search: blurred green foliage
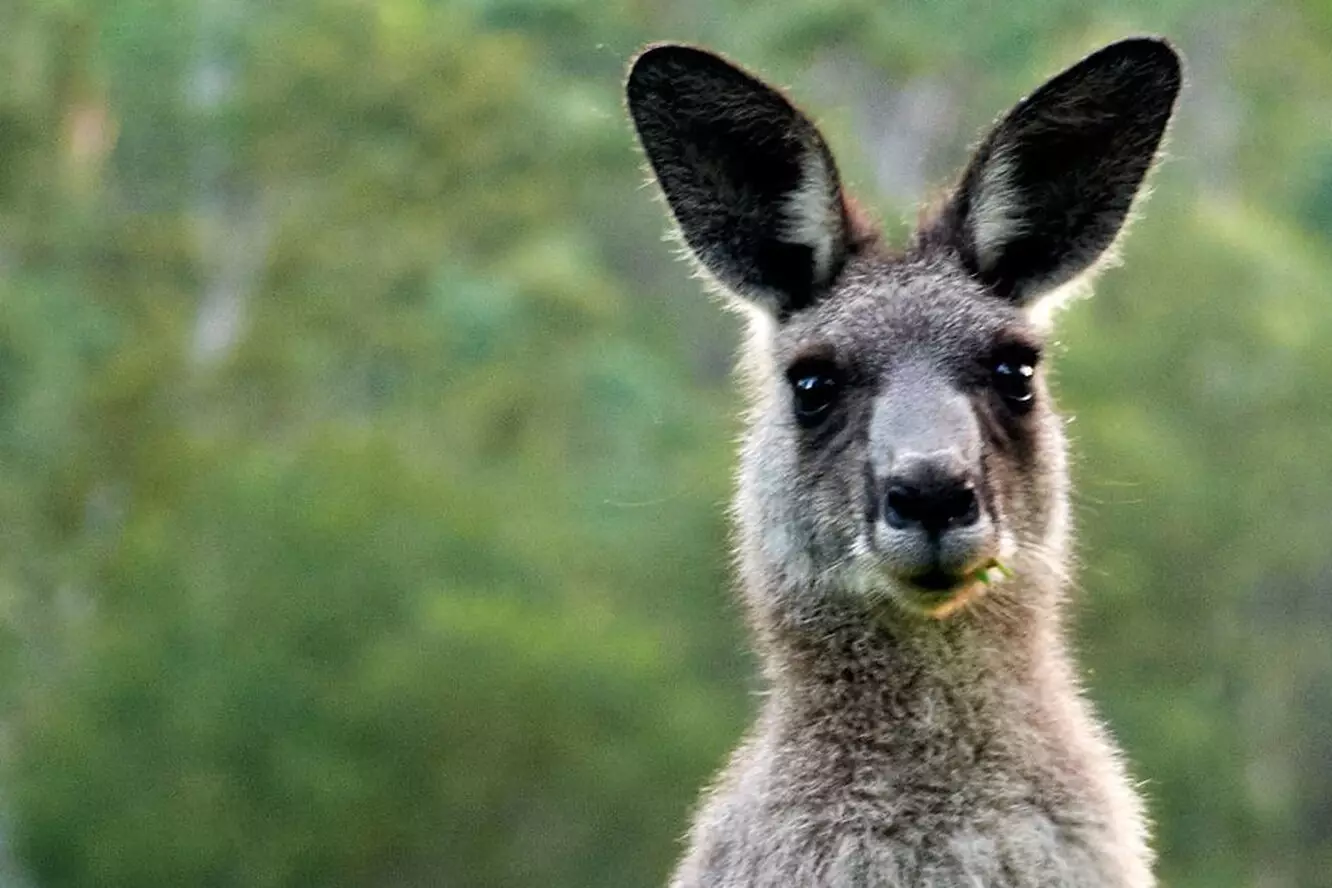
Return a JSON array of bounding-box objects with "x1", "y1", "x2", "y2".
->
[{"x1": 0, "y1": 0, "x2": 1330, "y2": 886}]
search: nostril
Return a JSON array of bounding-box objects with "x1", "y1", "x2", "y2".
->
[
  {"x1": 883, "y1": 478, "x2": 980, "y2": 533},
  {"x1": 884, "y1": 484, "x2": 923, "y2": 530},
  {"x1": 946, "y1": 484, "x2": 980, "y2": 528}
]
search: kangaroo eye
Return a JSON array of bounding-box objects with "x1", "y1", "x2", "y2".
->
[
  {"x1": 786, "y1": 361, "x2": 843, "y2": 427},
  {"x1": 990, "y1": 348, "x2": 1038, "y2": 408}
]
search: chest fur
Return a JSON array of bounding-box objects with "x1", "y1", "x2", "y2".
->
[{"x1": 672, "y1": 726, "x2": 1146, "y2": 888}]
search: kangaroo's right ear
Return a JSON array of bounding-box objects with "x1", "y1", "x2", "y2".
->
[
  {"x1": 924, "y1": 38, "x2": 1182, "y2": 307},
  {"x1": 627, "y1": 45, "x2": 859, "y2": 319}
]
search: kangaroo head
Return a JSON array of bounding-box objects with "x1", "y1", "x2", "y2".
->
[{"x1": 627, "y1": 40, "x2": 1180, "y2": 625}]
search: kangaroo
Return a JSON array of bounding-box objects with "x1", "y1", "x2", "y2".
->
[{"x1": 626, "y1": 38, "x2": 1181, "y2": 887}]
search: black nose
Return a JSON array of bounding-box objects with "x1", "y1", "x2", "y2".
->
[{"x1": 883, "y1": 466, "x2": 980, "y2": 534}]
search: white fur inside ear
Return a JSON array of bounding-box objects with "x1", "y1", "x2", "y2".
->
[
  {"x1": 779, "y1": 147, "x2": 842, "y2": 286},
  {"x1": 1023, "y1": 274, "x2": 1095, "y2": 331},
  {"x1": 969, "y1": 149, "x2": 1025, "y2": 273},
  {"x1": 735, "y1": 300, "x2": 779, "y2": 378}
]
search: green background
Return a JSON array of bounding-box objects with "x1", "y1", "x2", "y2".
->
[{"x1": 1, "y1": 0, "x2": 1330, "y2": 885}]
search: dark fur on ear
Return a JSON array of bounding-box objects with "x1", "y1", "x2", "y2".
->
[
  {"x1": 626, "y1": 45, "x2": 870, "y2": 318},
  {"x1": 919, "y1": 38, "x2": 1182, "y2": 304}
]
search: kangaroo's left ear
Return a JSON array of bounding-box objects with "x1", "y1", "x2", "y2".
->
[
  {"x1": 924, "y1": 38, "x2": 1182, "y2": 305},
  {"x1": 626, "y1": 44, "x2": 861, "y2": 319}
]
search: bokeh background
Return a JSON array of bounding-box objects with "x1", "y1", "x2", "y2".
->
[{"x1": 1, "y1": 1, "x2": 1331, "y2": 886}]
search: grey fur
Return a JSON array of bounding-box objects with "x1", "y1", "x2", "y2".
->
[{"x1": 626, "y1": 39, "x2": 1181, "y2": 888}]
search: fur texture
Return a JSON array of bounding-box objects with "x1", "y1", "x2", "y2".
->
[{"x1": 626, "y1": 38, "x2": 1181, "y2": 888}]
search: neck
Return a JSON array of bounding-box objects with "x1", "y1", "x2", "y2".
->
[{"x1": 742, "y1": 562, "x2": 1075, "y2": 734}]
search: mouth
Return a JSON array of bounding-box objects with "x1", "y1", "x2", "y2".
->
[{"x1": 897, "y1": 559, "x2": 1013, "y2": 619}]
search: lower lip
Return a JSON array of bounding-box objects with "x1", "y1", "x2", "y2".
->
[{"x1": 912, "y1": 579, "x2": 987, "y2": 619}]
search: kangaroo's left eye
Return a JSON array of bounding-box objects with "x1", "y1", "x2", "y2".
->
[
  {"x1": 990, "y1": 348, "x2": 1039, "y2": 408},
  {"x1": 786, "y1": 360, "x2": 843, "y2": 427}
]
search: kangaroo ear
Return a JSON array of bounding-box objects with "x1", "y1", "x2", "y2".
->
[
  {"x1": 627, "y1": 45, "x2": 857, "y2": 318},
  {"x1": 927, "y1": 38, "x2": 1182, "y2": 305}
]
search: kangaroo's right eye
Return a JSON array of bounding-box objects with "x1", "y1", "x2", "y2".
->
[
  {"x1": 786, "y1": 361, "x2": 843, "y2": 427},
  {"x1": 989, "y1": 345, "x2": 1040, "y2": 411}
]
